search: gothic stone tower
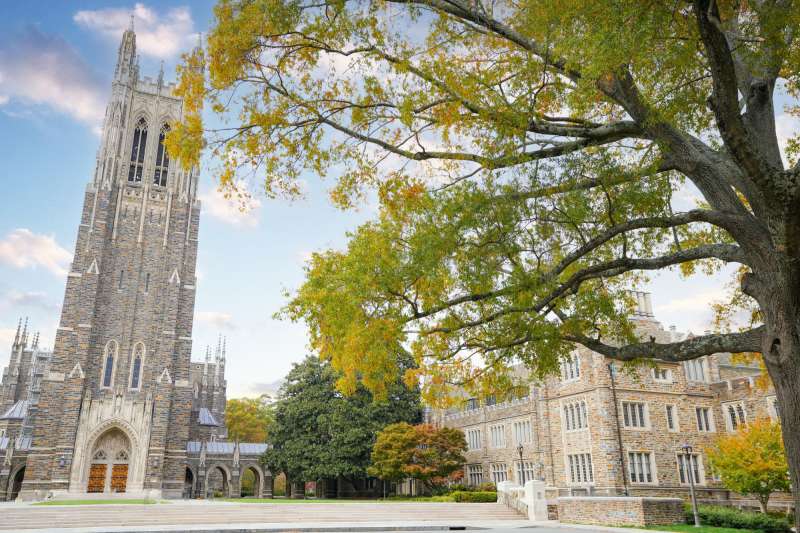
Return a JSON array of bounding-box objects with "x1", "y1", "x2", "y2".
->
[{"x1": 19, "y1": 26, "x2": 200, "y2": 500}]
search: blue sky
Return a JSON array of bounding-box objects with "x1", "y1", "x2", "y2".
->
[{"x1": 0, "y1": 2, "x2": 796, "y2": 397}]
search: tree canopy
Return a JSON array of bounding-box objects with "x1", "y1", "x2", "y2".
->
[
  {"x1": 262, "y1": 354, "x2": 421, "y2": 483},
  {"x1": 707, "y1": 418, "x2": 790, "y2": 512},
  {"x1": 171, "y1": 0, "x2": 800, "y2": 523},
  {"x1": 226, "y1": 396, "x2": 274, "y2": 443},
  {"x1": 369, "y1": 422, "x2": 467, "y2": 490}
]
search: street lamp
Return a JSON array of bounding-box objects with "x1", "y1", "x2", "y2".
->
[
  {"x1": 517, "y1": 443, "x2": 525, "y2": 485},
  {"x1": 681, "y1": 443, "x2": 701, "y2": 527}
]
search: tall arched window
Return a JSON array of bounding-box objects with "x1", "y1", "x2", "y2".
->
[
  {"x1": 102, "y1": 340, "x2": 118, "y2": 388},
  {"x1": 153, "y1": 124, "x2": 170, "y2": 187},
  {"x1": 128, "y1": 118, "x2": 148, "y2": 183},
  {"x1": 130, "y1": 343, "x2": 144, "y2": 389}
]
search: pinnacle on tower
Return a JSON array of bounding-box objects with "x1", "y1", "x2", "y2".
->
[
  {"x1": 205, "y1": 345, "x2": 211, "y2": 363},
  {"x1": 21, "y1": 317, "x2": 28, "y2": 347},
  {"x1": 13, "y1": 318, "x2": 21, "y2": 346},
  {"x1": 221, "y1": 336, "x2": 226, "y2": 362},
  {"x1": 129, "y1": 13, "x2": 135, "y2": 31},
  {"x1": 215, "y1": 334, "x2": 222, "y2": 362}
]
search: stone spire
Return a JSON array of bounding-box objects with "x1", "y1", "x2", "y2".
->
[
  {"x1": 13, "y1": 318, "x2": 21, "y2": 347},
  {"x1": 114, "y1": 18, "x2": 137, "y2": 84},
  {"x1": 21, "y1": 317, "x2": 28, "y2": 348}
]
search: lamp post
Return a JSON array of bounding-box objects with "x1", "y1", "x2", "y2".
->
[
  {"x1": 681, "y1": 443, "x2": 701, "y2": 527},
  {"x1": 517, "y1": 443, "x2": 525, "y2": 486}
]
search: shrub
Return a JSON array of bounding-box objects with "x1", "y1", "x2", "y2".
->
[
  {"x1": 685, "y1": 504, "x2": 792, "y2": 533},
  {"x1": 476, "y1": 482, "x2": 496, "y2": 492},
  {"x1": 450, "y1": 491, "x2": 497, "y2": 503}
]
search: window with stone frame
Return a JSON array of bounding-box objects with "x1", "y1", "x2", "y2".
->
[
  {"x1": 684, "y1": 358, "x2": 708, "y2": 382},
  {"x1": 563, "y1": 400, "x2": 589, "y2": 431},
  {"x1": 560, "y1": 354, "x2": 581, "y2": 381},
  {"x1": 153, "y1": 124, "x2": 170, "y2": 187},
  {"x1": 621, "y1": 401, "x2": 649, "y2": 429},
  {"x1": 101, "y1": 340, "x2": 118, "y2": 388},
  {"x1": 695, "y1": 406, "x2": 714, "y2": 432},
  {"x1": 489, "y1": 424, "x2": 506, "y2": 448},
  {"x1": 723, "y1": 402, "x2": 747, "y2": 431},
  {"x1": 513, "y1": 419, "x2": 532, "y2": 444},
  {"x1": 490, "y1": 463, "x2": 508, "y2": 483},
  {"x1": 466, "y1": 428, "x2": 482, "y2": 451},
  {"x1": 677, "y1": 453, "x2": 705, "y2": 485},
  {"x1": 665, "y1": 404, "x2": 679, "y2": 431},
  {"x1": 567, "y1": 453, "x2": 594, "y2": 484},
  {"x1": 628, "y1": 451, "x2": 656, "y2": 484},
  {"x1": 652, "y1": 367, "x2": 672, "y2": 382},
  {"x1": 128, "y1": 118, "x2": 148, "y2": 183},
  {"x1": 467, "y1": 464, "x2": 483, "y2": 485},
  {"x1": 129, "y1": 343, "x2": 145, "y2": 390},
  {"x1": 516, "y1": 461, "x2": 536, "y2": 484},
  {"x1": 464, "y1": 398, "x2": 479, "y2": 411}
]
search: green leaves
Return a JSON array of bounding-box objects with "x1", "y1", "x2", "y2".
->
[{"x1": 262, "y1": 355, "x2": 421, "y2": 482}]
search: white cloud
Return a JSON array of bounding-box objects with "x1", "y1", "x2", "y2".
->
[
  {"x1": 775, "y1": 112, "x2": 800, "y2": 166},
  {"x1": 195, "y1": 311, "x2": 237, "y2": 331},
  {"x1": 0, "y1": 229, "x2": 72, "y2": 278},
  {"x1": 0, "y1": 27, "x2": 106, "y2": 128},
  {"x1": 199, "y1": 185, "x2": 262, "y2": 228},
  {"x1": 74, "y1": 3, "x2": 196, "y2": 60},
  {"x1": 655, "y1": 289, "x2": 727, "y2": 314},
  {"x1": 0, "y1": 290, "x2": 60, "y2": 312}
]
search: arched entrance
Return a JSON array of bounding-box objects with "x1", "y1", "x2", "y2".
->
[
  {"x1": 240, "y1": 466, "x2": 261, "y2": 498},
  {"x1": 9, "y1": 467, "x2": 25, "y2": 501},
  {"x1": 86, "y1": 428, "x2": 132, "y2": 494},
  {"x1": 184, "y1": 467, "x2": 195, "y2": 499},
  {"x1": 206, "y1": 466, "x2": 229, "y2": 498}
]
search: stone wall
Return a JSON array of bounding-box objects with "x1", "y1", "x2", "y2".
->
[{"x1": 557, "y1": 496, "x2": 684, "y2": 527}]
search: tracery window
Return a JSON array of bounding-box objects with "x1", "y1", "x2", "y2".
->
[
  {"x1": 102, "y1": 340, "x2": 118, "y2": 388},
  {"x1": 128, "y1": 118, "x2": 148, "y2": 183},
  {"x1": 153, "y1": 124, "x2": 170, "y2": 187},
  {"x1": 130, "y1": 343, "x2": 144, "y2": 390}
]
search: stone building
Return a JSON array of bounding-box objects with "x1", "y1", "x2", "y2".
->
[
  {"x1": 436, "y1": 291, "x2": 790, "y2": 512},
  {"x1": 0, "y1": 26, "x2": 271, "y2": 502}
]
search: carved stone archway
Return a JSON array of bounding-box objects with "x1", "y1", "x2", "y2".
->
[{"x1": 86, "y1": 428, "x2": 132, "y2": 494}]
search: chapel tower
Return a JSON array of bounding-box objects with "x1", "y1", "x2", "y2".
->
[{"x1": 18, "y1": 24, "x2": 202, "y2": 499}]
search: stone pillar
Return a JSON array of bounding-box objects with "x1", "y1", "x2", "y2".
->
[
  {"x1": 0, "y1": 465, "x2": 10, "y2": 502},
  {"x1": 230, "y1": 469, "x2": 241, "y2": 498},
  {"x1": 196, "y1": 467, "x2": 206, "y2": 499},
  {"x1": 262, "y1": 473, "x2": 273, "y2": 498},
  {"x1": 291, "y1": 481, "x2": 305, "y2": 499}
]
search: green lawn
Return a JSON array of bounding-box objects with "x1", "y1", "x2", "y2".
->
[
  {"x1": 642, "y1": 525, "x2": 757, "y2": 533},
  {"x1": 33, "y1": 499, "x2": 165, "y2": 506}
]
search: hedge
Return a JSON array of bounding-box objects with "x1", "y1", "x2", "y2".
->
[
  {"x1": 450, "y1": 491, "x2": 497, "y2": 503},
  {"x1": 685, "y1": 505, "x2": 792, "y2": 533}
]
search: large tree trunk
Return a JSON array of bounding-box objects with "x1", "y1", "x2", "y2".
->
[{"x1": 762, "y1": 316, "x2": 800, "y2": 532}]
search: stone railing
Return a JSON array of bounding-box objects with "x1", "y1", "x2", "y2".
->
[{"x1": 496, "y1": 480, "x2": 548, "y2": 521}]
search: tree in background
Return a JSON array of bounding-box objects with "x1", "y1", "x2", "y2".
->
[
  {"x1": 226, "y1": 396, "x2": 273, "y2": 443},
  {"x1": 707, "y1": 419, "x2": 790, "y2": 513},
  {"x1": 262, "y1": 355, "x2": 421, "y2": 488},
  {"x1": 171, "y1": 1, "x2": 800, "y2": 523},
  {"x1": 369, "y1": 423, "x2": 466, "y2": 492}
]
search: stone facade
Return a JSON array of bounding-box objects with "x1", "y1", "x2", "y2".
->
[
  {"x1": 0, "y1": 27, "x2": 271, "y2": 502},
  {"x1": 436, "y1": 291, "x2": 791, "y2": 513},
  {"x1": 557, "y1": 496, "x2": 685, "y2": 527}
]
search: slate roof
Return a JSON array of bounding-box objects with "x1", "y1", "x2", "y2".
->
[
  {"x1": 0, "y1": 400, "x2": 28, "y2": 420},
  {"x1": 197, "y1": 407, "x2": 221, "y2": 427},
  {"x1": 185, "y1": 441, "x2": 270, "y2": 456}
]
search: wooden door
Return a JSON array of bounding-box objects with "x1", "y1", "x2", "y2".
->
[
  {"x1": 111, "y1": 464, "x2": 128, "y2": 493},
  {"x1": 88, "y1": 464, "x2": 107, "y2": 493}
]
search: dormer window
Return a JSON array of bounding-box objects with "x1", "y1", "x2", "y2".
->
[
  {"x1": 128, "y1": 118, "x2": 148, "y2": 183},
  {"x1": 153, "y1": 124, "x2": 170, "y2": 187}
]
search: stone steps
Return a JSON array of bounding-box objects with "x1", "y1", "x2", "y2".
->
[{"x1": 0, "y1": 501, "x2": 525, "y2": 531}]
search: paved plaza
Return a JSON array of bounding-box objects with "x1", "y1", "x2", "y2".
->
[{"x1": 0, "y1": 500, "x2": 533, "y2": 532}]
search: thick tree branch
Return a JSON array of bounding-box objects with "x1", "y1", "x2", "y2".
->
[{"x1": 565, "y1": 326, "x2": 765, "y2": 362}]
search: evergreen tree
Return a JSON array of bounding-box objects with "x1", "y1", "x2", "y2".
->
[{"x1": 263, "y1": 355, "x2": 421, "y2": 485}]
